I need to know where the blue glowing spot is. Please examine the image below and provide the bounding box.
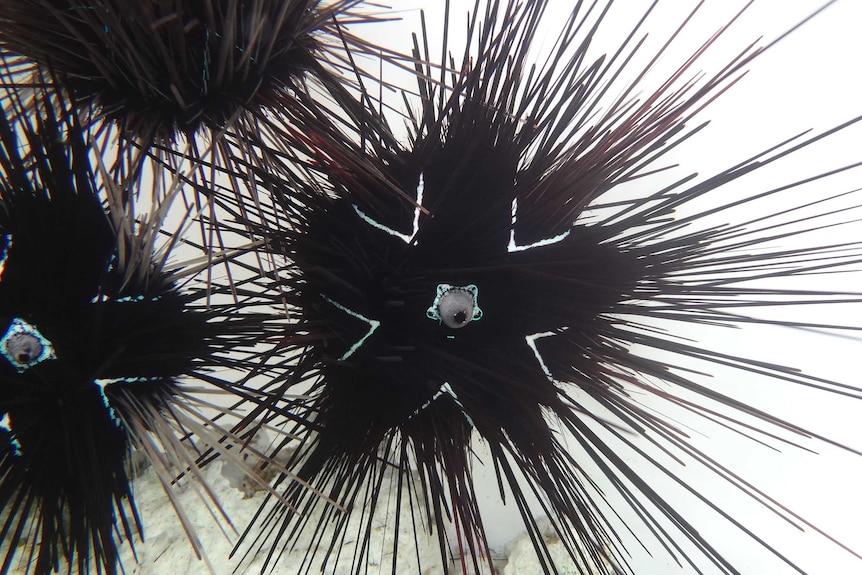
[426,284,482,329]
[409,382,475,427]
[353,173,425,244]
[507,198,570,252]
[321,296,381,360]
[115,295,145,303]
[0,318,56,372]
[0,234,11,281]
[1,413,22,456]
[91,294,163,304]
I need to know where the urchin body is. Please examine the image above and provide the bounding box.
[288,172,638,461]
[0,102,216,575]
[257,112,647,574]
[0,0,357,141]
[237,2,862,575]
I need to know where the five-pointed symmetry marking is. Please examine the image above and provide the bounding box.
[322,172,574,414]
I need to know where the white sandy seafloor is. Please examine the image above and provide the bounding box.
[0,428,616,575]
[0,438,614,575]
[95,455,618,575]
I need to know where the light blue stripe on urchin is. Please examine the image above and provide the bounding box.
[408,333,562,427]
[95,377,168,428]
[92,377,153,428]
[0,412,22,456]
[0,233,11,281]
[353,173,425,244]
[508,198,570,252]
[93,379,123,427]
[321,295,381,360]
[526,330,566,382]
[408,381,476,428]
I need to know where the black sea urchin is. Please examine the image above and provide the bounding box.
[0,1,399,274]
[0,82,296,574]
[0,0,380,144]
[230,1,862,574]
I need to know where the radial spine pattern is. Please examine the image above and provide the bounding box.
[0,0,378,142]
[233,1,862,574]
[0,83,295,574]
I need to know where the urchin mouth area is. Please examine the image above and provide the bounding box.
[301,244,646,443]
[286,143,651,449]
[295,184,647,386]
[0,276,212,431]
[0,318,55,372]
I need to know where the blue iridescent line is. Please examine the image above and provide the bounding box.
[212,31,258,62]
[202,29,258,87]
[91,294,163,304]
[321,296,380,360]
[0,234,11,282]
[353,173,424,244]
[508,198,570,252]
[0,413,22,456]
[526,330,567,382]
[93,379,122,427]
[409,382,475,427]
[115,295,164,303]
[92,377,157,428]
